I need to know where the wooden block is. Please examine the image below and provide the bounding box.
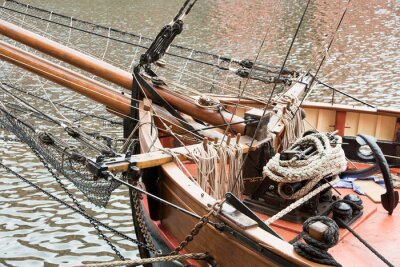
[143,98,152,111]
[309,221,329,241]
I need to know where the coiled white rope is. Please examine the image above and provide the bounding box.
[263,133,347,200]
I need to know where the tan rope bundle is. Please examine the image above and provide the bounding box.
[192,141,244,199]
[281,96,305,150]
[263,133,347,200]
[227,143,244,197]
[192,142,219,197]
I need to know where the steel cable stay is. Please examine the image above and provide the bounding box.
[160,61,279,104]
[0,106,221,262]
[0,152,222,233]
[0,84,118,156]
[0,82,200,144]
[0,160,155,257]
[0,1,397,266]
[0,10,133,71]
[30,148,127,261]
[229,0,311,194]
[226,0,356,210]
[1,83,121,123]
[0,7,294,111]
[217,0,284,148]
[315,78,376,109]
[0,1,292,82]
[0,77,121,129]
[291,0,353,119]
[4,51,244,149]
[0,59,280,151]
[0,52,208,142]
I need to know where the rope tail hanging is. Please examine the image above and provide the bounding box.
[227,141,244,197]
[192,139,244,199]
[192,140,219,197]
[281,95,305,150]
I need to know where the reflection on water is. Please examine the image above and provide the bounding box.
[0,0,399,266]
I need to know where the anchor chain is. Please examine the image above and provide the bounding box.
[30,148,127,260]
[171,202,221,256]
[131,189,159,254]
[0,160,158,254]
[0,135,21,142]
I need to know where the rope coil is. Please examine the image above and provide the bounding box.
[293,216,341,267]
[263,133,347,200]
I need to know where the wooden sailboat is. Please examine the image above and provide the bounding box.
[0,1,399,266]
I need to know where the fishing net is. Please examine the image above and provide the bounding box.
[0,83,123,207]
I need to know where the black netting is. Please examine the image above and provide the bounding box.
[0,0,294,207]
[0,104,121,207]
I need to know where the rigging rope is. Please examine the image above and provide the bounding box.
[0,0,293,83]
[191,140,244,199]
[292,0,352,119]
[335,217,395,267]
[0,161,156,253]
[0,98,120,206]
[30,147,126,260]
[228,0,309,195]
[265,176,340,225]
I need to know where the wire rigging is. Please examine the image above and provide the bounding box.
[230,0,312,193]
[291,0,352,119]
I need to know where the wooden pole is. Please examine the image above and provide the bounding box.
[0,41,227,141]
[0,19,245,134]
[0,40,131,116]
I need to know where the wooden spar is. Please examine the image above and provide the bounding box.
[268,75,312,134]
[0,19,245,134]
[95,135,254,172]
[0,40,131,116]
[0,41,226,141]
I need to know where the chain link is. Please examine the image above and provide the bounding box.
[132,190,159,254]
[243,176,264,183]
[0,135,21,142]
[171,202,221,255]
[0,154,157,256]
[30,148,128,260]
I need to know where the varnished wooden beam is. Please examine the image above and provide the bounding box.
[0,40,131,116]
[0,19,245,134]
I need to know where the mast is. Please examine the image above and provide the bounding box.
[0,19,245,134]
[0,40,131,116]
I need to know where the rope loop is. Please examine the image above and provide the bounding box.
[263,132,347,200]
[293,216,341,266]
[302,216,339,250]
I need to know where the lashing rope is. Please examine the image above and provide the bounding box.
[191,140,244,199]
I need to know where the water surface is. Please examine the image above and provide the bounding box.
[0,0,398,266]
